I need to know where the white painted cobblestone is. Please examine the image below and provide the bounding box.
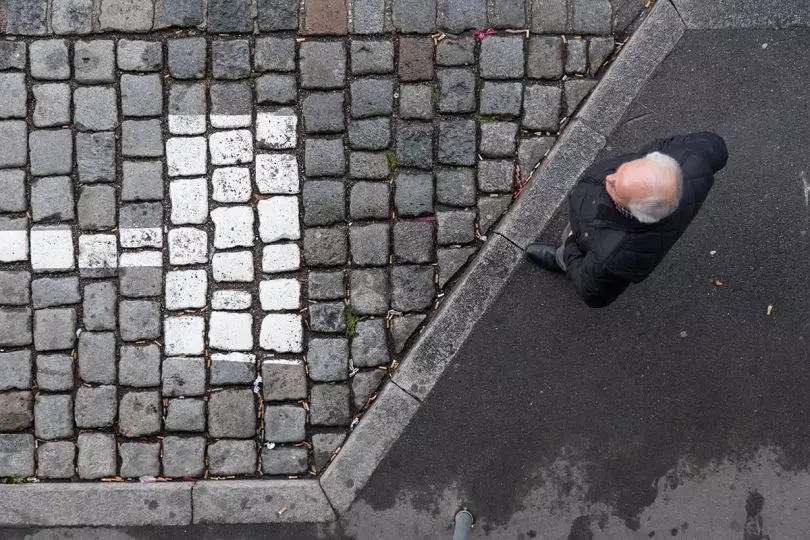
[30,227,73,271]
[211,206,255,249]
[212,167,252,203]
[208,311,253,351]
[256,110,297,149]
[165,269,208,310]
[212,251,254,282]
[164,316,205,356]
[262,244,301,274]
[119,251,163,267]
[255,154,299,194]
[170,178,208,225]
[168,228,208,265]
[166,137,207,177]
[258,197,300,243]
[168,114,206,136]
[260,313,304,353]
[0,230,28,263]
[260,279,301,311]
[119,227,163,249]
[212,290,253,310]
[78,235,118,271]
[209,130,254,166]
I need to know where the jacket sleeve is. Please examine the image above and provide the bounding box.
[562,236,629,308]
[641,132,729,173]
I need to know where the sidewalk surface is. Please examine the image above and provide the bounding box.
[5,23,810,540]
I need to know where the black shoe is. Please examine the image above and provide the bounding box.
[526,243,563,272]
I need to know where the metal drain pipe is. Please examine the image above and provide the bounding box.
[452,509,475,540]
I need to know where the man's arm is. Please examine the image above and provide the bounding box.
[562,236,629,308]
[641,132,729,173]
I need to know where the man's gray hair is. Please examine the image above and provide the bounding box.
[629,151,683,224]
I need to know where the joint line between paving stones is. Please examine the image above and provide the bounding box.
[665,0,688,26]
[389,377,423,403]
[494,230,523,252]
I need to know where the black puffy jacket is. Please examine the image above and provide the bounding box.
[562,132,729,308]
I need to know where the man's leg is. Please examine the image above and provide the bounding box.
[556,224,571,271]
[525,223,569,272]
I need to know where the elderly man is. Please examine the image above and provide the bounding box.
[526,132,728,308]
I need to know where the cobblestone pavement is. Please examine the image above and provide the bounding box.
[0,0,640,482]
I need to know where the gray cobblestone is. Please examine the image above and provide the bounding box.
[74,385,117,428]
[0,42,26,70]
[29,130,73,176]
[78,331,116,384]
[305,138,346,177]
[527,36,563,80]
[77,432,116,479]
[162,436,205,477]
[51,0,93,34]
[349,223,390,266]
[350,269,389,315]
[262,447,308,475]
[391,265,436,312]
[438,246,476,287]
[0,270,30,305]
[0,435,35,477]
[74,87,118,131]
[34,308,76,351]
[396,122,433,169]
[0,73,25,119]
[491,0,526,26]
[589,36,615,76]
[122,120,163,157]
[309,271,345,300]
[518,136,555,177]
[83,281,117,331]
[399,84,434,121]
[394,221,435,264]
[74,41,115,84]
[256,74,297,105]
[350,152,390,179]
[168,38,206,79]
[78,185,116,230]
[121,75,163,118]
[0,170,25,211]
[0,121,27,168]
[206,0,251,32]
[119,390,161,437]
[210,353,255,385]
[480,81,523,117]
[0,391,33,431]
[480,121,518,158]
[99,0,154,31]
[350,182,390,220]
[0,350,31,390]
[310,384,351,426]
[565,79,598,113]
[351,319,390,367]
[438,69,476,114]
[394,172,434,217]
[313,432,345,471]
[349,118,391,151]
[570,0,612,33]
[480,36,524,79]
[436,35,475,66]
[208,440,257,475]
[300,42,346,90]
[212,40,251,80]
[352,369,387,409]
[258,0,298,31]
[255,37,296,72]
[37,441,74,479]
[566,39,588,74]
[76,132,116,183]
[352,0,384,33]
[34,394,73,440]
[303,180,345,226]
[262,359,307,401]
[117,40,163,71]
[30,40,70,80]
[398,37,434,81]
[153,0,204,29]
[478,195,512,233]
[120,442,160,478]
[122,161,163,201]
[304,227,348,267]
[437,168,476,206]
[390,313,426,352]
[309,302,346,333]
[351,41,394,75]
[530,0,566,33]
[522,85,562,131]
[438,0,487,32]
[120,300,160,341]
[165,398,206,432]
[162,357,206,397]
[208,388,256,439]
[36,353,74,391]
[351,79,394,118]
[478,159,515,193]
[438,119,476,166]
[120,266,163,298]
[437,209,477,245]
[308,337,349,381]
[264,405,306,442]
[32,83,70,127]
[303,92,345,134]
[5,0,48,34]
[392,0,436,32]
[119,344,161,387]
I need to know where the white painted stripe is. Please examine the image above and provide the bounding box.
[211,352,255,363]
[168,114,206,135]
[210,114,252,129]
[78,234,118,270]
[0,230,29,263]
[30,228,73,271]
[119,251,163,267]
[261,358,303,366]
[119,227,163,249]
